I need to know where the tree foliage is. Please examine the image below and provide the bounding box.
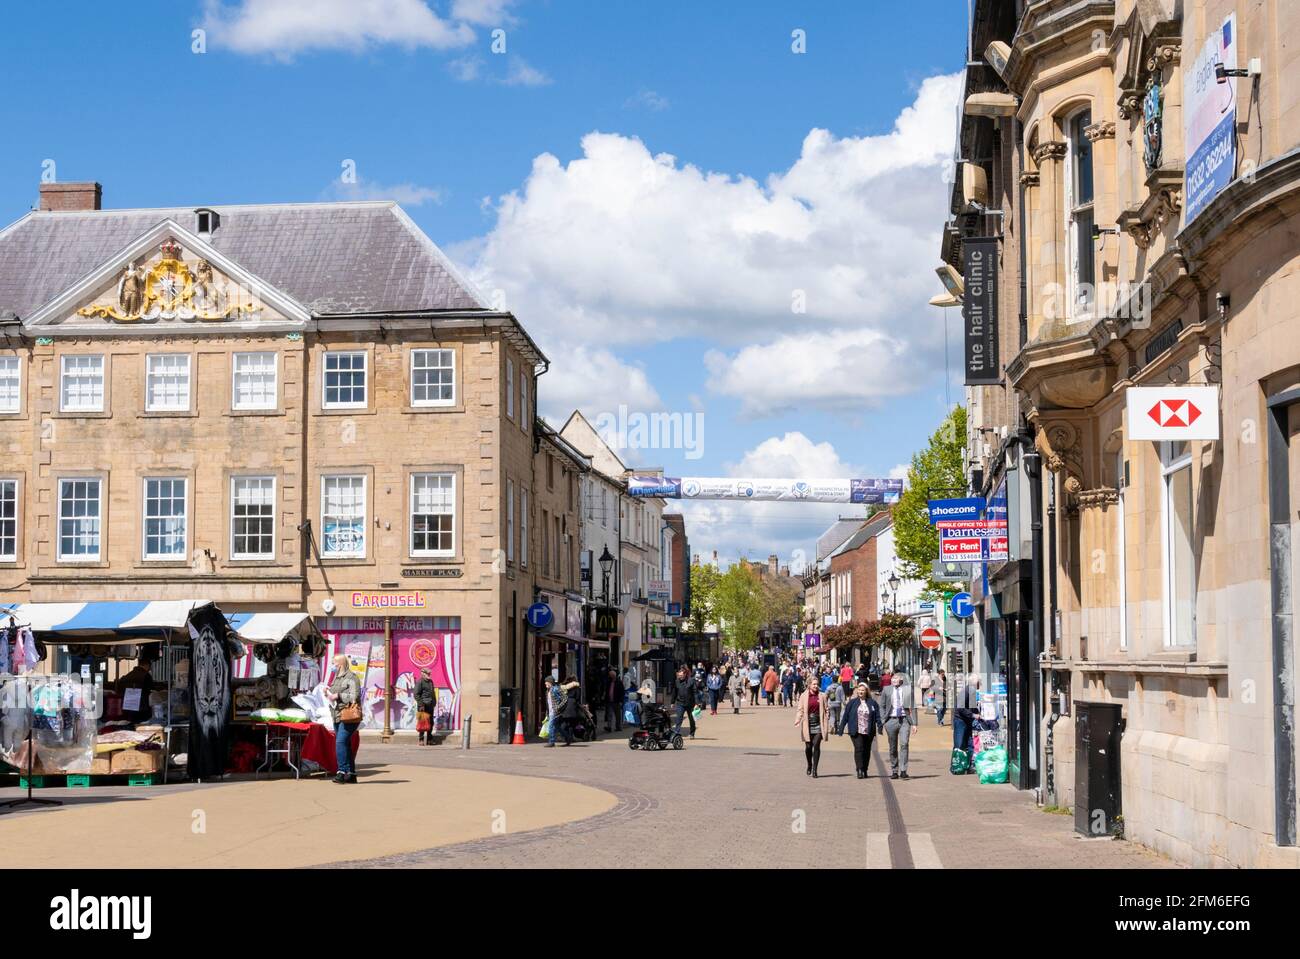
[893,405,967,594]
[688,561,720,634]
[714,562,765,651]
[861,613,917,651]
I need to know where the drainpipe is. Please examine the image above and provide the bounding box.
[1025,443,1046,798]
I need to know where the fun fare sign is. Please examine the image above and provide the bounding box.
[1126,386,1220,441]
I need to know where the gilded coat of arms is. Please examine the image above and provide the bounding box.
[78,239,260,322]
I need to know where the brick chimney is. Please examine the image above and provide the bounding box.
[39,181,102,211]
[768,553,779,577]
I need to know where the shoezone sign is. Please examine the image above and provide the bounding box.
[937,520,1009,563]
[1126,386,1219,441]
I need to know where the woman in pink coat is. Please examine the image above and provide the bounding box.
[795,683,831,778]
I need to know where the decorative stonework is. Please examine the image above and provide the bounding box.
[1019,171,1040,188]
[1084,120,1116,142]
[1032,141,1067,165]
[1118,93,1142,121]
[1146,40,1181,73]
[1035,420,1086,494]
[1077,488,1120,510]
[1121,186,1182,248]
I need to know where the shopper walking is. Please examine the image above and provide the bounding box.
[934,669,948,726]
[953,674,980,769]
[879,671,918,780]
[826,679,845,735]
[326,655,362,784]
[728,668,746,714]
[706,666,723,716]
[604,667,624,732]
[838,683,882,779]
[673,665,698,739]
[918,666,933,716]
[748,664,762,705]
[795,679,830,778]
[557,676,582,746]
[839,661,854,697]
[762,666,779,706]
[781,665,796,708]
[544,676,563,747]
[414,667,437,745]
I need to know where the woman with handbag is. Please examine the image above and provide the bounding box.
[326,654,363,784]
[837,683,882,779]
[414,668,438,745]
[794,679,830,778]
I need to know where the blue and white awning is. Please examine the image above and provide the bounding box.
[224,611,321,646]
[0,600,215,639]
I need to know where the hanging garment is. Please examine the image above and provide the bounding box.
[188,606,235,780]
[0,629,10,674]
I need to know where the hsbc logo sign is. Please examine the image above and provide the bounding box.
[1126,386,1220,440]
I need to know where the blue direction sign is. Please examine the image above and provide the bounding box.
[950,592,975,619]
[526,602,554,631]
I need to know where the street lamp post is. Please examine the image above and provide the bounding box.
[598,545,614,606]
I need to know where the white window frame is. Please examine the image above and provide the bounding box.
[410,472,456,558]
[57,477,102,562]
[145,353,191,412]
[322,351,368,409]
[232,351,278,411]
[0,478,16,561]
[520,371,529,430]
[321,474,367,558]
[0,356,20,413]
[142,476,188,560]
[411,348,455,407]
[59,355,105,413]
[507,478,515,564]
[520,487,529,568]
[1116,451,1128,650]
[231,476,276,560]
[1063,107,1096,323]
[506,356,515,421]
[1160,441,1196,647]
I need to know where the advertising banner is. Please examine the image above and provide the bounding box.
[938,520,1009,563]
[324,623,463,731]
[1126,385,1220,441]
[628,476,903,503]
[1183,14,1238,225]
[963,237,1001,385]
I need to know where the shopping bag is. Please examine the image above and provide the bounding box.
[949,748,970,775]
[539,717,551,739]
[692,706,703,719]
[975,745,1008,784]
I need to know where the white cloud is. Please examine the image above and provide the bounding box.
[447,55,483,82]
[325,178,443,206]
[450,0,518,26]
[202,0,481,57]
[467,72,962,415]
[501,56,551,86]
[625,89,670,111]
[534,346,661,424]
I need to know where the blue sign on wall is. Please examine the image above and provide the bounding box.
[667,602,682,617]
[526,602,554,631]
[927,497,985,525]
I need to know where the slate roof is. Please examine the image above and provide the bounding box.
[0,201,487,318]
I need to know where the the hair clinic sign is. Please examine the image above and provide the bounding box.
[963,237,1000,386]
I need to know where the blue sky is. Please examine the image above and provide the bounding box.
[0,0,969,567]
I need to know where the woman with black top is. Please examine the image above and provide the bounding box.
[795,679,830,778]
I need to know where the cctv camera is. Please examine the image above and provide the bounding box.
[984,41,1011,80]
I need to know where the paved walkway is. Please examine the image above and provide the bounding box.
[0,700,1174,868]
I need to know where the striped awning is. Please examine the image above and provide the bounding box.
[0,600,215,640]
[224,612,321,646]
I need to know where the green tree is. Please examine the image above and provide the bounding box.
[894,405,968,594]
[688,561,720,634]
[714,562,765,652]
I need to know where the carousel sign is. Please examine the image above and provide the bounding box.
[77,238,261,322]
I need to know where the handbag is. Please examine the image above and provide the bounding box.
[416,710,432,732]
[339,700,363,724]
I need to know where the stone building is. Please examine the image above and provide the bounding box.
[947,0,1300,867]
[0,185,556,743]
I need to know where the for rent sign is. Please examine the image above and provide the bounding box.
[937,520,1009,563]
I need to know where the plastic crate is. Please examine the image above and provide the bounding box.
[127,774,158,787]
[66,775,92,788]
[18,776,47,789]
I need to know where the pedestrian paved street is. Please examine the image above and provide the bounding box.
[0,701,1174,869]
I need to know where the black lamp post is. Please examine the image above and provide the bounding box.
[598,545,615,606]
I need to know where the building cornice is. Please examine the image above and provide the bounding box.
[1005,1,1117,93]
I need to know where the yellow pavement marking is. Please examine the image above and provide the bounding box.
[0,763,616,868]
[865,832,945,869]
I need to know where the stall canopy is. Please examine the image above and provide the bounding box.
[0,600,215,641]
[224,611,321,647]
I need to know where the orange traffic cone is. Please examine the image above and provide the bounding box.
[512,710,526,745]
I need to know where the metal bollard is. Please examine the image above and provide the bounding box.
[461,714,471,750]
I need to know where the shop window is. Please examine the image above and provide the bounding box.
[1065,109,1095,321]
[0,356,20,412]
[411,348,455,406]
[143,477,187,559]
[231,476,275,560]
[322,474,366,557]
[60,354,104,412]
[323,351,367,408]
[1160,441,1195,647]
[145,354,191,411]
[0,479,16,560]
[232,351,278,410]
[411,472,455,557]
[58,478,101,561]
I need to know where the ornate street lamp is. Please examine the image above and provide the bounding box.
[598,546,615,606]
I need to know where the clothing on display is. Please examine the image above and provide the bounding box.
[187,604,238,780]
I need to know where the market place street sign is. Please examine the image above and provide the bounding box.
[963,236,1001,386]
[937,520,1009,563]
[1126,386,1220,441]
